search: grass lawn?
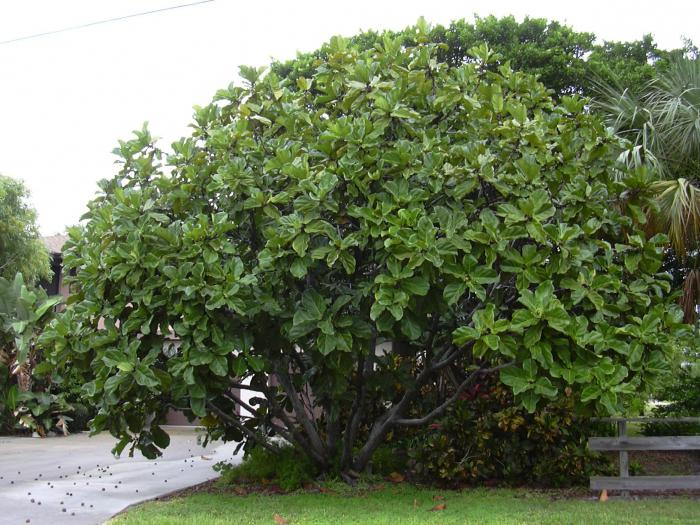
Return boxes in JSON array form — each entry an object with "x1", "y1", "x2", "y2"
[{"x1": 110, "y1": 485, "x2": 699, "y2": 524}]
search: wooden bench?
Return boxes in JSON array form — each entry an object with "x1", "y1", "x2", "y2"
[{"x1": 589, "y1": 417, "x2": 700, "y2": 492}]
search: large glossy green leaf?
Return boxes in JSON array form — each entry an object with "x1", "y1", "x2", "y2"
[
  {"x1": 134, "y1": 365, "x2": 160, "y2": 388},
  {"x1": 500, "y1": 367, "x2": 532, "y2": 395}
]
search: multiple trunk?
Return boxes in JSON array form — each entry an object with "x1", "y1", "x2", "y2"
[{"x1": 213, "y1": 341, "x2": 513, "y2": 476}]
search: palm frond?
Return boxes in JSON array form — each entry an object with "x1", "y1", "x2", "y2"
[
  {"x1": 644, "y1": 59, "x2": 700, "y2": 174},
  {"x1": 591, "y1": 78, "x2": 650, "y2": 133},
  {"x1": 592, "y1": 58, "x2": 700, "y2": 178},
  {"x1": 649, "y1": 178, "x2": 700, "y2": 255},
  {"x1": 590, "y1": 76, "x2": 662, "y2": 174},
  {"x1": 615, "y1": 143, "x2": 663, "y2": 176}
]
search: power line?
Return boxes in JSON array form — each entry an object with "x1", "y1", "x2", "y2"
[{"x1": 0, "y1": 0, "x2": 215, "y2": 46}]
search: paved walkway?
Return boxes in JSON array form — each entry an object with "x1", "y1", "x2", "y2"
[{"x1": 0, "y1": 427, "x2": 241, "y2": 525}]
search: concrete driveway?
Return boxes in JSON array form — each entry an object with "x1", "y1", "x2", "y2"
[{"x1": 0, "y1": 427, "x2": 241, "y2": 525}]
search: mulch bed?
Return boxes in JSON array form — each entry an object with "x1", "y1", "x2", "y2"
[
  {"x1": 154, "y1": 479, "x2": 383, "y2": 501},
  {"x1": 153, "y1": 480, "x2": 222, "y2": 502},
  {"x1": 149, "y1": 451, "x2": 700, "y2": 502}
]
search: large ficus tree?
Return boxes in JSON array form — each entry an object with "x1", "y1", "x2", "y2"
[{"x1": 49, "y1": 26, "x2": 687, "y2": 473}]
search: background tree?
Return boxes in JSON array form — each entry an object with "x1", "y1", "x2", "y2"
[
  {"x1": 0, "y1": 175, "x2": 50, "y2": 284},
  {"x1": 0, "y1": 175, "x2": 62, "y2": 434},
  {"x1": 592, "y1": 58, "x2": 700, "y2": 321},
  {"x1": 586, "y1": 35, "x2": 674, "y2": 96},
  {"x1": 272, "y1": 15, "x2": 686, "y2": 98},
  {"x1": 48, "y1": 26, "x2": 687, "y2": 475}
]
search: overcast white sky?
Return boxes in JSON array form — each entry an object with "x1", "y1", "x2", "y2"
[{"x1": 1, "y1": 0, "x2": 697, "y2": 234}]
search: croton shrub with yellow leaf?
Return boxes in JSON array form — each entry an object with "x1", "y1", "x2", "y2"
[{"x1": 404, "y1": 379, "x2": 615, "y2": 486}]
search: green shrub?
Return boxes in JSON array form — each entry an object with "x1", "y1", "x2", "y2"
[
  {"x1": 406, "y1": 380, "x2": 613, "y2": 487},
  {"x1": 58, "y1": 365, "x2": 97, "y2": 433},
  {"x1": 370, "y1": 443, "x2": 409, "y2": 476},
  {"x1": 0, "y1": 273, "x2": 67, "y2": 435},
  {"x1": 642, "y1": 420, "x2": 700, "y2": 436},
  {"x1": 642, "y1": 363, "x2": 700, "y2": 436},
  {"x1": 0, "y1": 363, "x2": 14, "y2": 433},
  {"x1": 66, "y1": 402, "x2": 92, "y2": 432},
  {"x1": 215, "y1": 445, "x2": 317, "y2": 491}
]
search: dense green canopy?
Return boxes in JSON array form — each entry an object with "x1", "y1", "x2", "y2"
[{"x1": 48, "y1": 25, "x2": 688, "y2": 472}]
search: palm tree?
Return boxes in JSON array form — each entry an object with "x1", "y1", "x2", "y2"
[{"x1": 592, "y1": 58, "x2": 700, "y2": 322}]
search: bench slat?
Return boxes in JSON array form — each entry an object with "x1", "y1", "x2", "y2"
[
  {"x1": 588, "y1": 436, "x2": 700, "y2": 451},
  {"x1": 591, "y1": 476, "x2": 700, "y2": 490}
]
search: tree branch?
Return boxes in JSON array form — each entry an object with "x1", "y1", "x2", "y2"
[
  {"x1": 207, "y1": 402, "x2": 279, "y2": 454},
  {"x1": 341, "y1": 337, "x2": 375, "y2": 468},
  {"x1": 430, "y1": 344, "x2": 462, "y2": 371},
  {"x1": 229, "y1": 382, "x2": 268, "y2": 393},
  {"x1": 222, "y1": 391, "x2": 268, "y2": 422},
  {"x1": 424, "y1": 313, "x2": 441, "y2": 363},
  {"x1": 352, "y1": 345, "x2": 446, "y2": 470},
  {"x1": 256, "y1": 380, "x2": 324, "y2": 463},
  {"x1": 275, "y1": 363, "x2": 328, "y2": 462},
  {"x1": 393, "y1": 361, "x2": 515, "y2": 426},
  {"x1": 227, "y1": 380, "x2": 328, "y2": 463},
  {"x1": 221, "y1": 391, "x2": 327, "y2": 464}
]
